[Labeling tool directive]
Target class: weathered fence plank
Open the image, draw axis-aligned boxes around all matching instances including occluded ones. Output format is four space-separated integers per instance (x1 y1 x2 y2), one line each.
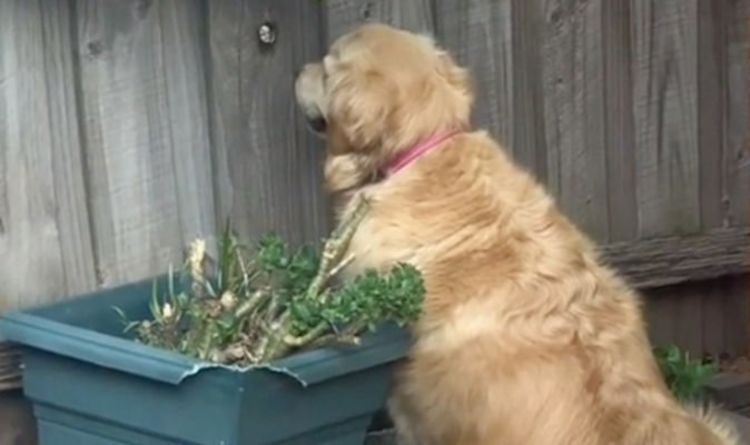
723 275 750 357
675 281 705 355
434 0 514 149
507 0 548 181
208 0 327 246
538 0 609 241
643 288 678 351
324 0 435 40
0 0 97 310
631 0 701 237
696 0 750 230
601 227 750 288
702 281 726 358
75 0 214 286
698 0 730 230
603 0 638 242
645 274 750 358
437 0 549 177
157 1 217 250
724 0 750 227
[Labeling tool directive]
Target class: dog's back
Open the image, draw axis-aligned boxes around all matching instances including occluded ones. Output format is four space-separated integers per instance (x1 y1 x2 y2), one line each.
344 132 739 445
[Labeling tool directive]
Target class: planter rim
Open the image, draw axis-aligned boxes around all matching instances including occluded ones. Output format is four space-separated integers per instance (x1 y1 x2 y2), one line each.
0 278 412 386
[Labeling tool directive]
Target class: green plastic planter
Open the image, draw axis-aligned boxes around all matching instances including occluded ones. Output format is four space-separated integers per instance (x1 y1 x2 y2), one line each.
0 277 410 444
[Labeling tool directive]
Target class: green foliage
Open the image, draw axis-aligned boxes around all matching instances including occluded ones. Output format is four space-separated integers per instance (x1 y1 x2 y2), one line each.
654 345 717 402
115 198 425 366
289 264 425 334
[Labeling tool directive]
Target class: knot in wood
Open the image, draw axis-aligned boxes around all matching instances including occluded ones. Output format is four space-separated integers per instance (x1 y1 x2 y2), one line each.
257 22 277 46
86 40 104 58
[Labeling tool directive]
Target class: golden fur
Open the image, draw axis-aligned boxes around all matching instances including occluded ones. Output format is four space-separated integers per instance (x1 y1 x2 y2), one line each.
295 24 739 445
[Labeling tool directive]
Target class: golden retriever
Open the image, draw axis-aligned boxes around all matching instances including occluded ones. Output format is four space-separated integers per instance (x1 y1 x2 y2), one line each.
295 23 739 445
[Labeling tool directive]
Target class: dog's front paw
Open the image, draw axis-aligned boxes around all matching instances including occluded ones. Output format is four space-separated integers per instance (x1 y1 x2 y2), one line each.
324 154 371 193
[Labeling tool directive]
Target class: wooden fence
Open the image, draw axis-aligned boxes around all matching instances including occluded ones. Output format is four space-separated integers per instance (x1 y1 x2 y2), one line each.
1 0 749 352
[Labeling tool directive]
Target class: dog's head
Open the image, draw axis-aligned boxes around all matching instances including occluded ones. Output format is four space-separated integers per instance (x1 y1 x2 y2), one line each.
295 24 473 192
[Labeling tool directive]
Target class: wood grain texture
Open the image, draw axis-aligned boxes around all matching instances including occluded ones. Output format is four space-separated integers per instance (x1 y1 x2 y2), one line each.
723 0 750 227
0 0 97 311
702 280 726 359
539 0 608 241
674 280 705 354
631 0 701 237
643 288 678 349
208 0 327 246
697 0 750 230
698 0 729 230
603 0 638 241
434 0 514 148
644 274 750 358
75 0 214 286
722 274 750 359
324 0 435 42
601 227 750 288
509 0 548 179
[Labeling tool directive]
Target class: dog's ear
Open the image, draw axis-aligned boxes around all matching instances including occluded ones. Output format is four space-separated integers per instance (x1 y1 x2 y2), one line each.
328 66 394 151
434 50 474 125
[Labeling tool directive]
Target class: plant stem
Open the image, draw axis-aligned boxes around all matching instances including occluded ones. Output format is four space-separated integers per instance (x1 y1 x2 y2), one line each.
305 196 368 300
282 322 328 347
309 333 361 348
260 198 368 362
235 288 270 319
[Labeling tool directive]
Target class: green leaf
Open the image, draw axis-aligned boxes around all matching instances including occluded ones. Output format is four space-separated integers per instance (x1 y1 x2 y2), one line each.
123 321 141 334
112 306 127 322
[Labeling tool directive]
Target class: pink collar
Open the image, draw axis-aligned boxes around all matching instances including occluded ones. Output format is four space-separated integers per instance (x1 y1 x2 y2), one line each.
382 130 461 178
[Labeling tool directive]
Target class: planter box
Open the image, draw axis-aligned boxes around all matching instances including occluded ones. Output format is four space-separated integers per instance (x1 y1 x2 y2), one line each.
0 277 411 444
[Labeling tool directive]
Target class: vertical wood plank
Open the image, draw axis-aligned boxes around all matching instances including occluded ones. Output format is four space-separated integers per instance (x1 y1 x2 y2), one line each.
510 0 548 180
697 0 750 229
697 0 728 230
723 0 750 227
701 282 725 360
324 0 435 41
723 274 750 358
0 0 97 310
434 1 514 149
158 2 217 247
603 0 638 241
538 0 609 241
76 0 214 285
646 275 749 358
208 0 327 246
631 0 701 237
643 288 678 348
673 283 705 355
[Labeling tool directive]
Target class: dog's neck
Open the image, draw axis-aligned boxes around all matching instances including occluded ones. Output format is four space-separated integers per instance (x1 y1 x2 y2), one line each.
380 130 461 178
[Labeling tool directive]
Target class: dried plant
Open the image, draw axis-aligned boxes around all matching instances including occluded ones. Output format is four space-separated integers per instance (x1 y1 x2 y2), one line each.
114 198 425 366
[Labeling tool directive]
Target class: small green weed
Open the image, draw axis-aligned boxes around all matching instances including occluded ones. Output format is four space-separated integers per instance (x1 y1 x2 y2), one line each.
654 344 717 402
